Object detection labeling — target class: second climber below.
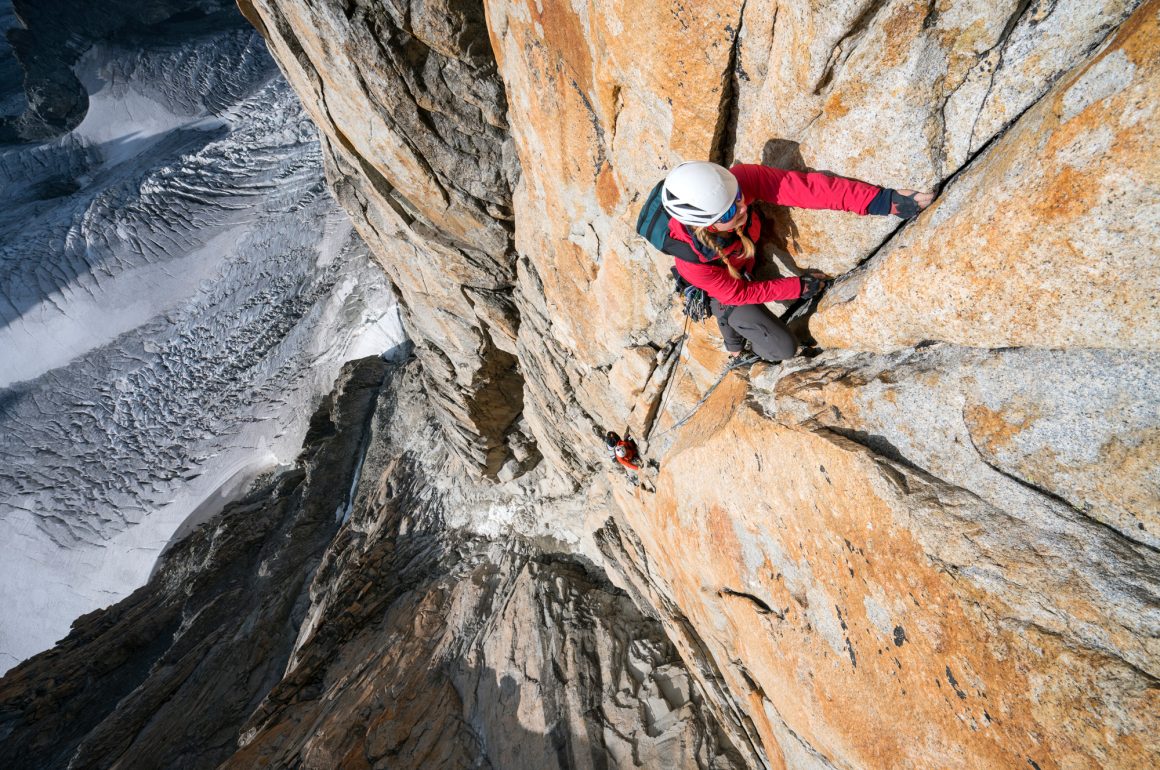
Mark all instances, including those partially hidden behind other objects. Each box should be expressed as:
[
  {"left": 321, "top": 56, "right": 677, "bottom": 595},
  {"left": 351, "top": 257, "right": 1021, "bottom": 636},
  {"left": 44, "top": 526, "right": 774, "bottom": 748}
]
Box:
[{"left": 657, "top": 161, "right": 933, "bottom": 363}]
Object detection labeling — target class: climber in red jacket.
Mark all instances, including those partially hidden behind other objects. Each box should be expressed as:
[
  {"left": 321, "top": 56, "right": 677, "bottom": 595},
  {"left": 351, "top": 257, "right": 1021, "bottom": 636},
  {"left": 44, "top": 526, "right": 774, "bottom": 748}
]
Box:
[{"left": 659, "top": 162, "right": 932, "bottom": 363}]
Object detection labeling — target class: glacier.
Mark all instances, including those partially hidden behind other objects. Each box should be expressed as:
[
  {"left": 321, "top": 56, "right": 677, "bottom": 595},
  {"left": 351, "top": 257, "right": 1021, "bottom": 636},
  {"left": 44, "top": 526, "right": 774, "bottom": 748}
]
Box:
[{"left": 0, "top": 13, "right": 403, "bottom": 673}]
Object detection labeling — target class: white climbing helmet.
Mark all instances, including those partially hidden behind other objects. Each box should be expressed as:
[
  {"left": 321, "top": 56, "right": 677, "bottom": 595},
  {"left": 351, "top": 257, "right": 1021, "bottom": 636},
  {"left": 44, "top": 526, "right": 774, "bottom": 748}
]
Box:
[{"left": 661, "top": 161, "right": 739, "bottom": 227}]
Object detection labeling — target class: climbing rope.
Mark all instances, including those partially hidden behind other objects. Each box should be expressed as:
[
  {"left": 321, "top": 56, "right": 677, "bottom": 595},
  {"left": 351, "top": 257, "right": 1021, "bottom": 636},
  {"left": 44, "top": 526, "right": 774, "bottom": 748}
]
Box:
[
  {"left": 642, "top": 290, "right": 824, "bottom": 446},
  {"left": 644, "top": 312, "right": 691, "bottom": 441},
  {"left": 648, "top": 352, "right": 760, "bottom": 442}
]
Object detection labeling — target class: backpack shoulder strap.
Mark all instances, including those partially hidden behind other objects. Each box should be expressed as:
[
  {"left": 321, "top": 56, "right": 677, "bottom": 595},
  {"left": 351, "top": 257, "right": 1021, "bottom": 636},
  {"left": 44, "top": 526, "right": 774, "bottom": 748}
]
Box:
[{"left": 664, "top": 235, "right": 703, "bottom": 264}]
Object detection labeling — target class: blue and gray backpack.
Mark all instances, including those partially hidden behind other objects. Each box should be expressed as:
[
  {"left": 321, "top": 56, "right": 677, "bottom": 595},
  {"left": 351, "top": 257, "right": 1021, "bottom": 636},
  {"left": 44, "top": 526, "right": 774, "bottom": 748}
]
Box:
[
  {"left": 636, "top": 180, "right": 710, "bottom": 322},
  {"left": 634, "top": 180, "right": 671, "bottom": 251}
]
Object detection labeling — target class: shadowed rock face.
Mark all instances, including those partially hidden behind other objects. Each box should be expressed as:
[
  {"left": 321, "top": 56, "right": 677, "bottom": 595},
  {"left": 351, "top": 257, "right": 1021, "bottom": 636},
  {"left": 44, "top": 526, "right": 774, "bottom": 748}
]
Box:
[
  {"left": 0, "top": 359, "right": 757, "bottom": 769},
  {"left": 216, "top": 361, "right": 756, "bottom": 769},
  {"left": 2, "top": 0, "right": 1158, "bottom": 768},
  {"left": 238, "top": 0, "right": 529, "bottom": 479}
]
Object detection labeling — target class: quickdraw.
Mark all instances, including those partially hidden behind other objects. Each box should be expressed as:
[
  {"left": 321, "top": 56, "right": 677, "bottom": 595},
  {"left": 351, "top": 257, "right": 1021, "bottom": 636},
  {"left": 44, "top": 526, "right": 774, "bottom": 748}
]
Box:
[
  {"left": 670, "top": 267, "right": 711, "bottom": 322},
  {"left": 681, "top": 284, "right": 711, "bottom": 322}
]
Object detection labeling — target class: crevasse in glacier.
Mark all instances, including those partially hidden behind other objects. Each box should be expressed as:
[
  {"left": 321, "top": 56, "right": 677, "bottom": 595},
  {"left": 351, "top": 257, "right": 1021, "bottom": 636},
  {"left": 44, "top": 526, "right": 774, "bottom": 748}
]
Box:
[{"left": 0, "top": 9, "right": 403, "bottom": 673}]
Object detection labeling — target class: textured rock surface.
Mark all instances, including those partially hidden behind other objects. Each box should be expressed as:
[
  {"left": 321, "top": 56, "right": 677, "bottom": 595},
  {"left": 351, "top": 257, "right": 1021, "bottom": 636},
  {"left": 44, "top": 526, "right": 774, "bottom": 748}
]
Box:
[
  {"left": 768, "top": 345, "right": 1160, "bottom": 549},
  {"left": 731, "top": 0, "right": 1141, "bottom": 275},
  {"left": 600, "top": 367, "right": 1158, "bottom": 768},
  {"left": 237, "top": 0, "right": 527, "bottom": 477},
  {"left": 813, "top": 1, "right": 1158, "bottom": 350},
  {"left": 1, "top": 359, "right": 757, "bottom": 769},
  {"left": 3, "top": 0, "right": 1158, "bottom": 767}
]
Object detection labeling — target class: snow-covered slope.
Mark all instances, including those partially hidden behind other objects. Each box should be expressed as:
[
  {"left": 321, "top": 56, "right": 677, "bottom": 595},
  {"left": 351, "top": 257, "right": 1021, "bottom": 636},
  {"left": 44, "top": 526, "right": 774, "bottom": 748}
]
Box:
[{"left": 0, "top": 22, "right": 402, "bottom": 673}]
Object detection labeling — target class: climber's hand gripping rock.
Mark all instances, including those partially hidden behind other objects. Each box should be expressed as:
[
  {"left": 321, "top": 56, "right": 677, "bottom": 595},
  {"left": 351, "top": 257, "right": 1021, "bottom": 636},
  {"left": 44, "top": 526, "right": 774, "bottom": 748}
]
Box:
[{"left": 890, "top": 189, "right": 934, "bottom": 218}]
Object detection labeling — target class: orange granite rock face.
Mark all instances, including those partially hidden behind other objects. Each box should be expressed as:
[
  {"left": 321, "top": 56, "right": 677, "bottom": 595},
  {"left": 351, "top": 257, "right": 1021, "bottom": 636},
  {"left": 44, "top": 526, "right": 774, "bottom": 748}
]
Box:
[
  {"left": 462, "top": 2, "right": 1160, "bottom": 762},
  {"left": 226, "top": 0, "right": 1160, "bottom": 767},
  {"left": 765, "top": 345, "right": 1160, "bottom": 549},
  {"left": 3, "top": 1, "right": 1157, "bottom": 768},
  {"left": 730, "top": 0, "right": 1140, "bottom": 275},
  {"left": 812, "top": 0, "right": 1159, "bottom": 351},
  {"left": 601, "top": 370, "right": 1159, "bottom": 769},
  {"left": 61, "top": 1, "right": 1144, "bottom": 767},
  {"left": 484, "top": 0, "right": 743, "bottom": 473}
]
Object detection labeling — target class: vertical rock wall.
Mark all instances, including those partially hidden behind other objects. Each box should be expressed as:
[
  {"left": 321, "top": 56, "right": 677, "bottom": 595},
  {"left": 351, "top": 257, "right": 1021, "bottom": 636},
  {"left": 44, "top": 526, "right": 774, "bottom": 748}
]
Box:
[
  {"left": 237, "top": 0, "right": 528, "bottom": 477},
  {"left": 233, "top": 0, "right": 1159, "bottom": 767},
  {"left": 485, "top": 0, "right": 744, "bottom": 475},
  {"left": 732, "top": 0, "right": 1141, "bottom": 274},
  {"left": 599, "top": 357, "right": 1158, "bottom": 768},
  {"left": 813, "top": 2, "right": 1158, "bottom": 351}
]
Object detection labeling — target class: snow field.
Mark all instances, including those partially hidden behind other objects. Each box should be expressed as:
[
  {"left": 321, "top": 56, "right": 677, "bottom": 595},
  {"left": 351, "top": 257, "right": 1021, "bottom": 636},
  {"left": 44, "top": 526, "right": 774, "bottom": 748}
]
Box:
[{"left": 0, "top": 26, "right": 403, "bottom": 672}]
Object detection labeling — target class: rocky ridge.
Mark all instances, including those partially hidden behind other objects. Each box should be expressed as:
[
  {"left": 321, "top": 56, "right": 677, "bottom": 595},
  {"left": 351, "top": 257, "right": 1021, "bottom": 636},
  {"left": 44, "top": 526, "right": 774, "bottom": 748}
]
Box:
[
  {"left": 236, "top": 0, "right": 529, "bottom": 479},
  {"left": 1, "top": 357, "right": 756, "bottom": 769},
  {"left": 2, "top": 0, "right": 1157, "bottom": 768}
]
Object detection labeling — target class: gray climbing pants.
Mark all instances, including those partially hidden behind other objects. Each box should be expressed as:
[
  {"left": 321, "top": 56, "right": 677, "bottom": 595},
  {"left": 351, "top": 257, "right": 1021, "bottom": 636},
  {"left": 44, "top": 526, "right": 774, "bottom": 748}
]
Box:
[{"left": 711, "top": 299, "right": 797, "bottom": 362}]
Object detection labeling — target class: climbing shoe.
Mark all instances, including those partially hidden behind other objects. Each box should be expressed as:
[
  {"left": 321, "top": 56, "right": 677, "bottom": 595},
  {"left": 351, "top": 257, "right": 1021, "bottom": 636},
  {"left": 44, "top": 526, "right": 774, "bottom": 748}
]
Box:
[
  {"left": 723, "top": 353, "right": 761, "bottom": 373},
  {"left": 798, "top": 346, "right": 823, "bottom": 359}
]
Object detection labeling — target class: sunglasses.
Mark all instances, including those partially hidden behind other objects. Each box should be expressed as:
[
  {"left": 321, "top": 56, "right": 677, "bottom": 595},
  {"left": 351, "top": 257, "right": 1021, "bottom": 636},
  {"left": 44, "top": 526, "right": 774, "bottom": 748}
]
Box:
[{"left": 718, "top": 191, "right": 743, "bottom": 223}]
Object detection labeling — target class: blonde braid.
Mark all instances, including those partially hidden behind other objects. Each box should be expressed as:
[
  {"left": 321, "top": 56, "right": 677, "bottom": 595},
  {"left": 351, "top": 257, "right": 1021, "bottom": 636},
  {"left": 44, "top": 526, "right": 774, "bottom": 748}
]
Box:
[{"left": 693, "top": 226, "right": 755, "bottom": 281}]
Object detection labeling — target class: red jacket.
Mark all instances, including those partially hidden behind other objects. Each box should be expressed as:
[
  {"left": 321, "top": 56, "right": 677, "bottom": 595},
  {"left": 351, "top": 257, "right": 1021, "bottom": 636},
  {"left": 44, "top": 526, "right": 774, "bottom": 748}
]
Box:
[{"left": 666, "top": 164, "right": 881, "bottom": 305}]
